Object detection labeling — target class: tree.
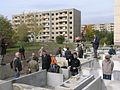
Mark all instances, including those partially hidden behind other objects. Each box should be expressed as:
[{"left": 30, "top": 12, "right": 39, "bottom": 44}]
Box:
[
  {"left": 0, "top": 15, "right": 14, "bottom": 46},
  {"left": 84, "top": 25, "right": 94, "bottom": 42},
  {"left": 56, "top": 35, "right": 65, "bottom": 44},
  {"left": 28, "top": 15, "right": 43, "bottom": 42},
  {"left": 13, "top": 23, "right": 29, "bottom": 44}
]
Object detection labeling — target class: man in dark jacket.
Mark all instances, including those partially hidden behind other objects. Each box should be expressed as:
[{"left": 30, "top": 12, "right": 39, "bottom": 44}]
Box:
[
  {"left": 19, "top": 46, "right": 25, "bottom": 60},
  {"left": 65, "top": 47, "right": 72, "bottom": 66},
  {"left": 42, "top": 51, "right": 51, "bottom": 71},
  {"left": 108, "top": 46, "right": 116, "bottom": 55},
  {"left": 92, "top": 34, "right": 100, "bottom": 58},
  {"left": 10, "top": 52, "right": 22, "bottom": 78},
  {"left": 69, "top": 52, "right": 81, "bottom": 76},
  {"left": 0, "top": 38, "right": 7, "bottom": 65}
]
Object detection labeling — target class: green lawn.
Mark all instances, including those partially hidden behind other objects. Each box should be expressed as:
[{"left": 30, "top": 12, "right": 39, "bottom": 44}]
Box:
[{"left": 7, "top": 42, "right": 76, "bottom": 54}]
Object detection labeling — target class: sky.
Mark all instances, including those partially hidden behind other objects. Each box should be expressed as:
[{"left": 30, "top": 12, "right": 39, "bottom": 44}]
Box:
[{"left": 0, "top": 0, "right": 114, "bottom": 24}]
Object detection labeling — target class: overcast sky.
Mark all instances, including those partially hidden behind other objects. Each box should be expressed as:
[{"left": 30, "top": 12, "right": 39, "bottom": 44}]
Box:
[{"left": 0, "top": 0, "right": 114, "bottom": 24}]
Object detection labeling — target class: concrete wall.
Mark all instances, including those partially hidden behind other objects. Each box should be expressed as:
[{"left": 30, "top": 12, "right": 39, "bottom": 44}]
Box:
[
  {"left": 55, "top": 75, "right": 94, "bottom": 90},
  {"left": 82, "top": 76, "right": 102, "bottom": 90},
  {"left": 0, "top": 64, "right": 14, "bottom": 79},
  {"left": 47, "top": 72, "right": 63, "bottom": 87},
  {"left": 0, "top": 80, "right": 13, "bottom": 90},
  {"left": 14, "top": 70, "right": 47, "bottom": 87}
]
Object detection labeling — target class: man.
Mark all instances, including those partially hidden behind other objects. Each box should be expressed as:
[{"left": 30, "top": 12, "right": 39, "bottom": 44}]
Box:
[
  {"left": 69, "top": 52, "right": 81, "bottom": 76},
  {"left": 0, "top": 38, "right": 7, "bottom": 65},
  {"left": 65, "top": 47, "right": 72, "bottom": 66},
  {"left": 28, "top": 56, "right": 39, "bottom": 73},
  {"left": 42, "top": 51, "right": 51, "bottom": 71},
  {"left": 102, "top": 54, "right": 114, "bottom": 80},
  {"left": 19, "top": 46, "right": 25, "bottom": 60},
  {"left": 10, "top": 52, "right": 22, "bottom": 78},
  {"left": 108, "top": 46, "right": 116, "bottom": 55},
  {"left": 92, "top": 34, "right": 100, "bottom": 58}
]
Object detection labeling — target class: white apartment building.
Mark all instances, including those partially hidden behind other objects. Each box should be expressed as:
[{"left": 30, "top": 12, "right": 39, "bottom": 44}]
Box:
[
  {"left": 81, "top": 23, "right": 114, "bottom": 32},
  {"left": 12, "top": 8, "right": 81, "bottom": 42},
  {"left": 114, "top": 0, "right": 120, "bottom": 45}
]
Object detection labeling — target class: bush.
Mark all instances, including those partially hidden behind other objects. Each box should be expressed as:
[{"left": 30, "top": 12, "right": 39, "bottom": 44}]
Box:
[{"left": 56, "top": 35, "right": 65, "bottom": 44}]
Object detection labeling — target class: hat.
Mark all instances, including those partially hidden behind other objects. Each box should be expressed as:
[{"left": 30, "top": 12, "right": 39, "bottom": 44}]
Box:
[{"left": 105, "top": 54, "right": 111, "bottom": 59}]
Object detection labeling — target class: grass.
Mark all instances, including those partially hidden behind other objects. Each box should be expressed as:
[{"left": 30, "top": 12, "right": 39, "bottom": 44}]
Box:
[{"left": 7, "top": 42, "right": 76, "bottom": 54}]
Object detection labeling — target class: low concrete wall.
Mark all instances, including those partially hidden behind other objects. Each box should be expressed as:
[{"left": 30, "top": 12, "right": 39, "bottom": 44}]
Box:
[
  {"left": 0, "top": 64, "right": 14, "bottom": 79},
  {"left": 113, "top": 70, "right": 120, "bottom": 81},
  {"left": 55, "top": 75, "right": 94, "bottom": 90},
  {"left": 82, "top": 76, "right": 102, "bottom": 90},
  {"left": 14, "top": 70, "right": 47, "bottom": 87},
  {"left": 0, "top": 80, "right": 13, "bottom": 90},
  {"left": 47, "top": 72, "right": 63, "bottom": 87}
]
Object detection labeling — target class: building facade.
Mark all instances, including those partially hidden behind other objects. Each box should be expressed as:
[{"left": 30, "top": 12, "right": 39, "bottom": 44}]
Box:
[
  {"left": 81, "top": 23, "right": 114, "bottom": 32},
  {"left": 114, "top": 0, "right": 120, "bottom": 45},
  {"left": 12, "top": 8, "right": 81, "bottom": 42}
]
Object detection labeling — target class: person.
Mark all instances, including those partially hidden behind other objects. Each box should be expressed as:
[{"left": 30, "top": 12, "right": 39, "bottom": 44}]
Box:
[
  {"left": 27, "top": 53, "right": 39, "bottom": 63},
  {"left": 55, "top": 47, "right": 62, "bottom": 57},
  {"left": 108, "top": 46, "right": 116, "bottom": 55},
  {"left": 38, "top": 47, "right": 44, "bottom": 60},
  {"left": 28, "top": 56, "right": 39, "bottom": 73},
  {"left": 62, "top": 45, "right": 67, "bottom": 57},
  {"left": 91, "top": 34, "right": 100, "bottom": 58},
  {"left": 19, "top": 46, "right": 25, "bottom": 60},
  {"left": 42, "top": 51, "right": 51, "bottom": 71},
  {"left": 49, "top": 55, "right": 60, "bottom": 73},
  {"left": 10, "top": 52, "right": 22, "bottom": 78},
  {"left": 75, "top": 44, "right": 83, "bottom": 58},
  {"left": 102, "top": 54, "right": 114, "bottom": 80},
  {"left": 69, "top": 52, "right": 81, "bottom": 76},
  {"left": 65, "top": 47, "right": 72, "bottom": 66},
  {"left": 0, "top": 38, "right": 7, "bottom": 65}
]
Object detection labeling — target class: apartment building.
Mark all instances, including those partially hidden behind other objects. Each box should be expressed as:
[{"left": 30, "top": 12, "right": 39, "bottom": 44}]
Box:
[
  {"left": 12, "top": 8, "right": 81, "bottom": 42},
  {"left": 114, "top": 0, "right": 120, "bottom": 45},
  {"left": 81, "top": 23, "right": 114, "bottom": 32}
]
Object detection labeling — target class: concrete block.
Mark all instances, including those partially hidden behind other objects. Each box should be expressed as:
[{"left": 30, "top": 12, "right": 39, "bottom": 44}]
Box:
[
  {"left": 14, "top": 70, "right": 47, "bottom": 87},
  {"left": 0, "top": 64, "right": 14, "bottom": 79},
  {"left": 82, "top": 76, "right": 102, "bottom": 90},
  {"left": 47, "top": 72, "right": 63, "bottom": 87},
  {"left": 0, "top": 80, "right": 13, "bottom": 90},
  {"left": 60, "top": 68, "right": 70, "bottom": 79}
]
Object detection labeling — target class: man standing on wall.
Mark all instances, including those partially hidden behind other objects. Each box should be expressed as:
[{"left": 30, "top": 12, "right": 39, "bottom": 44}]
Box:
[
  {"left": 92, "top": 34, "right": 100, "bottom": 58},
  {"left": 0, "top": 38, "right": 7, "bottom": 65}
]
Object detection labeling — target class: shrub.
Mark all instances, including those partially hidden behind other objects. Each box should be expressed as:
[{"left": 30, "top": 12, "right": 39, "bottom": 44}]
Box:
[{"left": 56, "top": 35, "right": 65, "bottom": 44}]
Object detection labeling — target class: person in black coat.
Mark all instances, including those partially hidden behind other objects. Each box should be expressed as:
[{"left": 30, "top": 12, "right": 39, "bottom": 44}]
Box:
[
  {"left": 42, "top": 51, "right": 51, "bottom": 71},
  {"left": 10, "top": 52, "right": 22, "bottom": 78},
  {"left": 19, "top": 46, "right": 26, "bottom": 60},
  {"left": 65, "top": 47, "right": 72, "bottom": 66},
  {"left": 92, "top": 34, "right": 100, "bottom": 58},
  {"left": 0, "top": 38, "right": 7, "bottom": 65},
  {"left": 69, "top": 52, "right": 81, "bottom": 76}
]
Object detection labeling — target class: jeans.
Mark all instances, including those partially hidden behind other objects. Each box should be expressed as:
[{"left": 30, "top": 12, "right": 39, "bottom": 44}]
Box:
[
  {"left": 103, "top": 74, "right": 111, "bottom": 80},
  {"left": 93, "top": 48, "right": 97, "bottom": 58},
  {"left": 0, "top": 55, "right": 4, "bottom": 64},
  {"left": 14, "top": 71, "right": 20, "bottom": 78}
]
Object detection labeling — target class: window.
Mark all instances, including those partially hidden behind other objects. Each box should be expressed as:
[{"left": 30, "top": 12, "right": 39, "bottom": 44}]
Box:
[
  {"left": 52, "top": 27, "right": 54, "bottom": 30},
  {"left": 56, "top": 32, "right": 58, "bottom": 34},
  {"left": 69, "top": 22, "right": 72, "bottom": 24},
  {"left": 56, "top": 27, "right": 58, "bottom": 29},
  {"left": 56, "top": 13, "right": 58, "bottom": 15},
  {"left": 36, "top": 15, "right": 38, "bottom": 17},
  {"left": 52, "top": 23, "right": 54, "bottom": 25},
  {"left": 56, "top": 18, "right": 58, "bottom": 20},
  {"left": 56, "top": 23, "right": 58, "bottom": 25},
  {"left": 70, "top": 17, "right": 72, "bottom": 19},
  {"left": 52, "top": 37, "right": 54, "bottom": 39},
  {"left": 70, "top": 27, "right": 72, "bottom": 29},
  {"left": 52, "top": 32, "right": 54, "bottom": 34},
  {"left": 70, "top": 32, "right": 72, "bottom": 34},
  {"left": 69, "top": 12, "right": 72, "bottom": 14},
  {"left": 36, "top": 37, "right": 38, "bottom": 39},
  {"left": 52, "top": 18, "right": 54, "bottom": 20},
  {"left": 70, "top": 36, "right": 72, "bottom": 39},
  {"left": 52, "top": 13, "right": 54, "bottom": 16}
]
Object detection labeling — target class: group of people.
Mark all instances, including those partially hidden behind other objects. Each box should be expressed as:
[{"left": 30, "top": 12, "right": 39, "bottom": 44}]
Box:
[{"left": 0, "top": 34, "right": 116, "bottom": 80}]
